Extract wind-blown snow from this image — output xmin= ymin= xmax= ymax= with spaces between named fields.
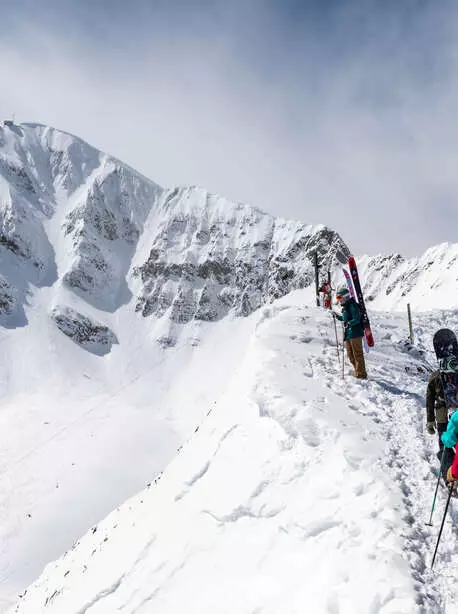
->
xmin=0 ymin=122 xmax=349 ymax=610
xmin=8 ymin=292 xmax=458 ymax=614
xmin=1 ymin=122 xmax=458 ymax=613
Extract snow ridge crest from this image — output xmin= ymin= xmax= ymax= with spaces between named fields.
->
xmin=0 ymin=122 xmax=349 ymax=339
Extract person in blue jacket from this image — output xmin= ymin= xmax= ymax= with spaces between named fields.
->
xmin=334 ymin=285 xmax=367 ymax=379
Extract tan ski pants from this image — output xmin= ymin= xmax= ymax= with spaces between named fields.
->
xmin=346 ymin=337 xmax=367 ymax=379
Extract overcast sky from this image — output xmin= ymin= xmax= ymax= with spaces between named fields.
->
xmin=1 ymin=0 xmax=457 ymax=256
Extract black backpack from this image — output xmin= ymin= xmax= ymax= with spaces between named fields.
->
xmin=439 ymin=356 xmax=458 ymax=413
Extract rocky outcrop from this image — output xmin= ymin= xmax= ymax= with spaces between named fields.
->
xmin=0 ymin=275 xmax=15 ymax=314
xmin=133 ymin=187 xmax=350 ymax=323
xmin=0 ymin=124 xmax=162 ymax=318
xmin=51 ymin=306 xmax=118 ymax=355
xmin=0 ymin=180 xmax=56 ymax=279
xmin=0 ymin=125 xmax=352 ymax=331
xmin=60 ymin=163 xmax=161 ymax=311
xmin=357 ymin=243 xmax=458 ymax=311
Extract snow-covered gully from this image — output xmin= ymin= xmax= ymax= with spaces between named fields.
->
xmin=9 ymin=296 xmax=458 ymax=613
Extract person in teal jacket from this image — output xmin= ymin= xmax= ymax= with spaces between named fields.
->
xmin=441 ymin=410 xmax=458 ymax=449
xmin=442 ymin=411 xmax=458 ymax=486
xmin=334 ymin=285 xmax=367 ymax=379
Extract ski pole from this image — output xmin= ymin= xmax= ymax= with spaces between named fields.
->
xmin=431 ymin=481 xmax=454 ymax=569
xmin=332 ymin=314 xmax=341 ymax=366
xmin=426 ymin=447 xmax=446 ymax=526
xmin=341 ymin=325 xmax=345 ymax=379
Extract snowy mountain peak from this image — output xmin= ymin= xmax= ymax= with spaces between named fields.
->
xmin=0 ymin=122 xmax=349 ymax=336
xmin=0 ymin=122 xmax=162 ymax=319
xmin=131 ymin=185 xmax=349 ymax=345
xmin=1 ymin=123 xmax=458 ymax=613
xmin=357 ymin=242 xmax=458 ymax=311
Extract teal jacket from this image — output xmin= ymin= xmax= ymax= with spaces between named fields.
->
xmin=335 ymin=298 xmax=364 ymax=341
xmin=441 ymin=411 xmax=458 ymax=448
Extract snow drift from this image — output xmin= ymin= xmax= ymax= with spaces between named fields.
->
xmin=0 ymin=122 xmax=348 ymax=610
xmin=1 ymin=122 xmax=458 ymax=613
xmin=9 ymin=297 xmax=458 ymax=613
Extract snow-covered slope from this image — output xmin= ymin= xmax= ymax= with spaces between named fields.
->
xmin=358 ymin=243 xmax=458 ymax=312
xmin=0 ymin=122 xmax=162 ymax=322
xmin=0 ymin=122 xmax=351 ymax=609
xmin=0 ymin=122 xmax=349 ymax=335
xmin=131 ymin=186 xmax=349 ymax=346
xmin=8 ymin=293 xmax=458 ymax=614
xmin=2 ymin=122 xmax=458 ymax=613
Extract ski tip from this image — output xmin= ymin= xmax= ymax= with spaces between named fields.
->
xmin=364 ymin=329 xmax=375 ymax=347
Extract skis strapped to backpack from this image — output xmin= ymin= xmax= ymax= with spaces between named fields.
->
xmin=344 ymin=267 xmax=368 ymax=351
xmin=433 ymin=329 xmax=458 ymax=415
xmin=343 ymin=268 xmax=356 ymax=300
xmin=348 ymin=256 xmax=374 ymax=347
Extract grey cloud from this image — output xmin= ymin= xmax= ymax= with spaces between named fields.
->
xmin=1 ymin=1 xmax=458 ymax=256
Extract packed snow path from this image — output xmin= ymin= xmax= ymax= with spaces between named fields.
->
xmin=8 ymin=296 xmax=458 ymax=613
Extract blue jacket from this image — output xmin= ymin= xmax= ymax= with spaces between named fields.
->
xmin=335 ymin=298 xmax=364 ymax=341
xmin=441 ymin=410 xmax=458 ymax=448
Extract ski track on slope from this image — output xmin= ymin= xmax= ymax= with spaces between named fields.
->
xmin=7 ymin=303 xmax=458 ymax=614
xmin=314 ymin=314 xmax=457 ymax=614
xmin=238 ymin=305 xmax=447 ymax=613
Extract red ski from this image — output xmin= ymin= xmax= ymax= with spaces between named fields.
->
xmin=348 ymin=256 xmax=374 ymax=348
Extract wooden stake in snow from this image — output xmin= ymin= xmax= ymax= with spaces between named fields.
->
xmin=314 ymin=251 xmax=320 ymax=307
xmin=407 ymin=303 xmax=414 ymax=344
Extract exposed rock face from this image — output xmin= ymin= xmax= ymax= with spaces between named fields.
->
xmin=61 ymin=164 xmax=161 ymax=311
xmin=357 ymin=244 xmax=458 ymax=311
xmin=3 ymin=123 xmax=458 ymax=327
xmin=0 ymin=172 xmax=56 ymax=282
xmin=0 ymin=123 xmax=352 ymax=335
xmin=0 ymin=275 xmax=15 ymax=314
xmin=133 ymin=187 xmax=350 ymax=323
xmin=0 ymin=123 xmax=162 ymax=316
xmin=51 ymin=306 xmax=118 ymax=355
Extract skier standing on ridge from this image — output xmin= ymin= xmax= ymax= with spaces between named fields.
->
xmin=318 ymin=279 xmax=332 ymax=309
xmin=333 ymin=285 xmax=367 ymax=379
xmin=431 ymin=328 xmax=458 ymax=482
xmin=426 ymin=370 xmax=452 ymax=469
xmin=441 ymin=410 xmax=458 ymax=487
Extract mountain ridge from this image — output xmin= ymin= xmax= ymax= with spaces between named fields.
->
xmin=0 ymin=122 xmax=349 ymax=342
xmin=1 ymin=122 xmax=458 ymax=612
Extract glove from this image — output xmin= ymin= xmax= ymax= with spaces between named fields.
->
xmin=426 ymin=421 xmax=436 ymax=435
xmin=447 ymin=466 xmax=457 ymax=482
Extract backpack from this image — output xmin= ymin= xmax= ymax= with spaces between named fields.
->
xmin=439 ymin=356 xmax=458 ymax=417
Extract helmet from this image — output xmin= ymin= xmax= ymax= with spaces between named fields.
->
xmin=336 ymin=285 xmax=349 ymax=299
